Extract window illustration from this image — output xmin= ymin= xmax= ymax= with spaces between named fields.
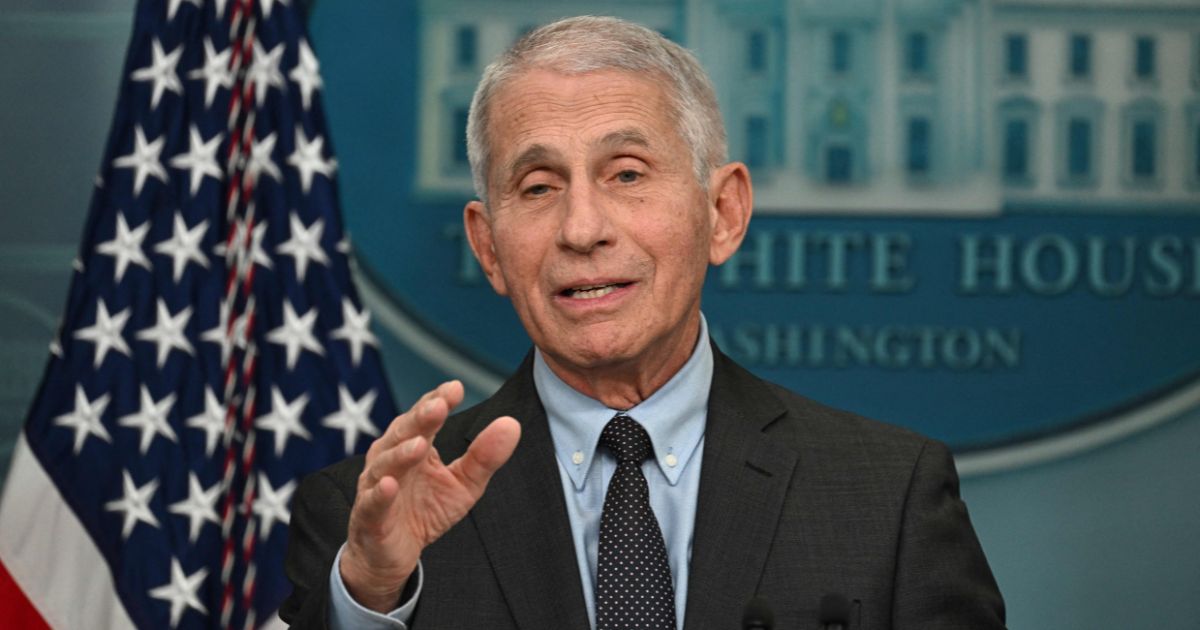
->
xmin=454 ymin=26 xmax=477 ymax=70
xmin=452 ymin=107 xmax=469 ymax=167
xmin=1069 ymin=34 xmax=1091 ymax=80
xmin=1000 ymin=97 xmax=1039 ymax=186
xmin=1122 ymin=100 xmax=1163 ymax=185
xmin=1194 ymin=114 xmax=1200 ymax=184
xmin=1005 ymin=33 xmax=1028 ymax=80
xmin=908 ymin=117 xmax=931 ymax=176
xmin=1004 ymin=119 xmax=1030 ymax=181
xmin=827 ymin=145 xmax=853 ymax=183
xmin=1068 ymin=118 xmax=1092 ymax=178
xmin=832 ymin=30 xmax=851 ymax=74
xmin=748 ymin=29 xmax=767 ymax=72
xmin=1057 ymin=97 xmax=1103 ymax=187
xmin=1134 ymin=35 xmax=1156 ymax=80
xmin=745 ymin=116 xmax=768 ymax=168
xmin=1132 ymin=120 xmax=1156 ymax=178
xmin=906 ymin=31 xmax=930 ymax=78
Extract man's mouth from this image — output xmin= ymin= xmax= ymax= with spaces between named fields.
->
xmin=561 ymin=282 xmax=631 ymax=300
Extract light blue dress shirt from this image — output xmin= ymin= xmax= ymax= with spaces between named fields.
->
xmin=536 ymin=317 xmax=711 ymax=629
xmin=328 ymin=318 xmax=712 ymax=630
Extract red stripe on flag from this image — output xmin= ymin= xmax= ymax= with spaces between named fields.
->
xmin=0 ymin=561 xmax=51 ymax=630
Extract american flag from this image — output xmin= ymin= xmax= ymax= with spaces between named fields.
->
xmin=0 ymin=1 xmax=397 ymax=628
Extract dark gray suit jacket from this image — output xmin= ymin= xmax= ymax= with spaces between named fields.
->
xmin=280 ymin=347 xmax=1005 ymax=629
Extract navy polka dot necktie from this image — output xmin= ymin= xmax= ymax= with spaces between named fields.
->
xmin=596 ymin=413 xmax=676 ymax=630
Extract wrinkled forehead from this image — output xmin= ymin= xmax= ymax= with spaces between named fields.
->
xmin=482 ymin=68 xmax=684 ymax=180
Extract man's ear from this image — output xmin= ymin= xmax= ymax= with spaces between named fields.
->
xmin=707 ymin=162 xmax=753 ymax=265
xmin=463 ymin=200 xmax=509 ymax=296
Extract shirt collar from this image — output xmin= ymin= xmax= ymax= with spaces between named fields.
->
xmin=535 ymin=315 xmax=713 ymax=490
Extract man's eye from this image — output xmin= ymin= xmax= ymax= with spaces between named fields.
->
xmin=524 ymin=183 xmax=551 ymax=196
xmin=616 ymin=170 xmax=641 ymax=183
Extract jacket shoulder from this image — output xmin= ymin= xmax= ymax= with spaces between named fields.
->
xmin=714 ymin=346 xmax=935 ymax=461
xmin=765 ymin=378 xmax=931 ymax=450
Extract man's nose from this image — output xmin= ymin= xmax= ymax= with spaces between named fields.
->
xmin=556 ymin=183 xmax=613 ymax=253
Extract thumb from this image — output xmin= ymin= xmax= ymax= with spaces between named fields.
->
xmin=450 ymin=416 xmax=521 ymax=494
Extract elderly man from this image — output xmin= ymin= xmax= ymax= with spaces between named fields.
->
xmin=280 ymin=16 xmax=1005 ymax=630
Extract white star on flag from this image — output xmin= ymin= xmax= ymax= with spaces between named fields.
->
xmin=246 ymin=132 xmax=282 ymax=185
xmin=168 ymin=473 xmax=221 ymax=543
xmin=53 ymin=385 xmax=112 ymax=454
xmin=169 ymin=125 xmax=223 ymax=196
xmin=290 ymin=38 xmax=323 ymax=110
xmin=252 ymin=473 xmax=296 ymax=541
xmin=188 ymin=37 xmax=234 ymax=108
xmin=73 ymin=299 xmax=132 ymax=368
xmin=276 ymin=213 xmax=329 ymax=281
xmin=199 ymin=301 xmax=233 ymax=367
xmin=287 ymin=127 xmax=336 ymax=193
xmin=247 ymin=40 xmax=285 ymax=107
xmin=96 ymin=212 xmax=152 ymax=282
xmin=135 ymin=299 xmax=195 ymax=367
xmin=322 ymin=385 xmax=380 ymax=454
xmin=215 ymin=218 xmax=275 ymax=274
xmin=154 ymin=212 xmax=210 ymax=283
xmin=148 ymin=558 xmax=209 ymax=628
xmin=186 ymin=387 xmax=227 ymax=457
xmin=104 ymin=470 xmax=161 ymax=540
xmin=230 ymin=309 xmax=253 ymax=352
xmin=130 ymin=38 xmax=183 ymax=109
xmin=266 ymin=300 xmax=324 ymax=371
xmin=242 ymin=219 xmax=274 ymax=271
xmin=246 ymin=220 xmax=274 ymax=271
xmin=255 ymin=386 xmax=312 ymax=456
xmin=166 ymin=0 xmax=201 ymax=21
xmin=117 ymin=386 xmax=179 ymax=454
xmin=112 ymin=126 xmax=168 ymax=196
xmin=331 ymin=298 xmax=379 ymax=367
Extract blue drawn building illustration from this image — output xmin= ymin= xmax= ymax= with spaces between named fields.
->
xmin=413 ymin=0 xmax=1200 ymax=214
xmin=991 ymin=0 xmax=1200 ymax=212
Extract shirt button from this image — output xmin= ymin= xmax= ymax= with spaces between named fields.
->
xmin=572 ymin=450 xmax=584 ymax=465
xmin=665 ymin=453 xmax=678 ymax=468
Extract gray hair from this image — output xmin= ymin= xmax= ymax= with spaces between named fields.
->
xmin=465 ymin=15 xmax=727 ymax=203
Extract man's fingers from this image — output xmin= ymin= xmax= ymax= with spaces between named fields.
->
xmin=437 ymin=379 xmax=465 ymax=412
xmin=372 ymin=381 xmax=465 ymax=454
xmin=362 ymin=435 xmax=429 ymax=488
xmin=450 ymin=416 xmax=521 ymax=494
xmin=354 ymin=472 xmax=402 ymax=526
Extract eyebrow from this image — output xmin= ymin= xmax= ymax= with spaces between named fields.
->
xmin=501 ymin=129 xmax=654 ymax=184
xmin=504 ymin=144 xmax=557 ymax=184
xmin=598 ymin=129 xmax=651 ymax=153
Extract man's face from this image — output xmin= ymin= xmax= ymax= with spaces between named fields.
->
xmin=464 ymin=69 xmax=747 ymax=384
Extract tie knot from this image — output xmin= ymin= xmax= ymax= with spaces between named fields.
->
xmin=599 ymin=414 xmax=653 ymax=464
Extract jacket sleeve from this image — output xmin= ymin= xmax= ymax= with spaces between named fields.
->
xmin=891 ymin=439 xmax=1007 ymax=629
xmin=278 ymin=467 xmax=355 ymax=629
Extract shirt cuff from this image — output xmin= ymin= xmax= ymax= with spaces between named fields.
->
xmin=328 ymin=543 xmax=423 ymax=629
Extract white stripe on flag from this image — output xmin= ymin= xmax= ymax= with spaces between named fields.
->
xmin=0 ymin=432 xmax=135 ymax=630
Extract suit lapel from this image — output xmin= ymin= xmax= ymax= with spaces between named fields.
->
xmin=464 ymin=356 xmax=592 ymax=630
xmin=683 ymin=346 xmax=798 ymax=630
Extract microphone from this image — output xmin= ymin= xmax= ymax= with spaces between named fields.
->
xmin=741 ymin=596 xmax=774 ymax=630
xmin=819 ymin=592 xmax=851 ymax=630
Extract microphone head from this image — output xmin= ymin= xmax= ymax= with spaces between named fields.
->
xmin=742 ymin=595 xmax=774 ymax=630
xmin=819 ymin=592 xmax=852 ymax=625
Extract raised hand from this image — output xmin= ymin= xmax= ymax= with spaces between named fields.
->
xmin=338 ymin=380 xmax=521 ymax=612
